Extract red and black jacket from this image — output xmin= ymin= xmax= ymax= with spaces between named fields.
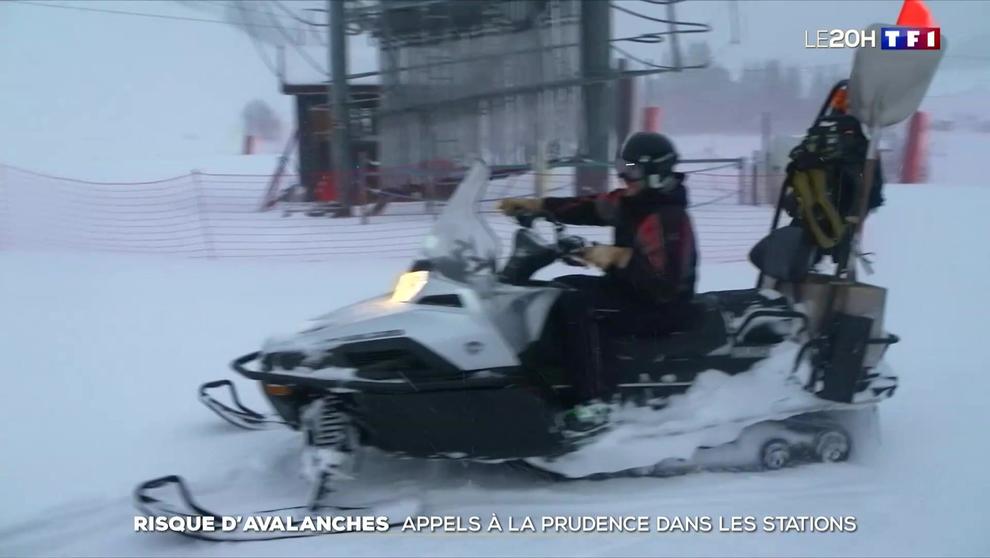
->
xmin=542 ymin=173 xmax=697 ymax=305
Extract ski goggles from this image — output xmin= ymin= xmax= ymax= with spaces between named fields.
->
xmin=614 ymin=160 xmax=645 ymax=182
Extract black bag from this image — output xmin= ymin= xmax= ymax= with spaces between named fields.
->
xmin=749 ymin=225 xmax=816 ymax=283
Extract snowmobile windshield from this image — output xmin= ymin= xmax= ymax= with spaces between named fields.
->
xmin=417 ymin=160 xmax=500 ymax=288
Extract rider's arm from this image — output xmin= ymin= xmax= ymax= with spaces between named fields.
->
xmin=542 ymin=191 xmax=621 ymax=226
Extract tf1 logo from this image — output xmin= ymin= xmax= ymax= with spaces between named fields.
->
xmin=804 ymin=27 xmax=941 ymax=50
xmin=880 ymin=27 xmax=941 ymax=50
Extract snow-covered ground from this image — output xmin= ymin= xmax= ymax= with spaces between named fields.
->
xmin=1 ymin=182 xmax=988 ymax=557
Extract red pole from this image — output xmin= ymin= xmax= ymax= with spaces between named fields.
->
xmin=900 ymin=111 xmax=929 ymax=183
xmin=643 ymin=106 xmax=662 ymax=132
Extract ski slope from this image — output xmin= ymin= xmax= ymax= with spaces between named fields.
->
xmin=1 ymin=183 xmax=988 ymax=557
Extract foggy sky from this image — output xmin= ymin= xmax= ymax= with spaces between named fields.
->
xmin=1 ymin=0 xmax=986 ymax=175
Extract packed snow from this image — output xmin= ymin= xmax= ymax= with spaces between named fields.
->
xmin=1 ymin=182 xmax=988 ymax=556
xmin=526 ymin=341 xmax=869 ymax=479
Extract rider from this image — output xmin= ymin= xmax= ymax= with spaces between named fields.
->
xmin=498 ymin=132 xmax=698 ymax=433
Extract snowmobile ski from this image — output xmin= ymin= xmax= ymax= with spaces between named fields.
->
xmin=133 ymin=475 xmax=420 ymax=542
xmin=198 ymin=380 xmax=287 ymax=430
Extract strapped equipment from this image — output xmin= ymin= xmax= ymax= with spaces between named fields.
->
xmin=782 ymin=84 xmax=881 ymax=258
xmin=791 ymin=168 xmax=845 ymax=249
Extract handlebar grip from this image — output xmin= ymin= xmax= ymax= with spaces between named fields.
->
xmin=562 ymin=255 xmax=587 ymax=267
xmin=515 ymin=213 xmax=537 ymax=229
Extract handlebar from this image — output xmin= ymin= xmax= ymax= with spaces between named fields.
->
xmin=513 ymin=209 xmax=557 ymax=229
xmin=497 ymin=210 xmax=596 ymax=284
xmin=510 ymin=210 xmax=590 ymax=266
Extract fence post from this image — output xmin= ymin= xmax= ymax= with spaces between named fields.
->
xmin=750 ymin=151 xmax=759 ymax=206
xmin=534 ymin=141 xmax=548 ymax=198
xmin=190 ymin=170 xmax=216 ymax=259
xmin=358 ymin=152 xmax=369 ymax=225
xmin=736 ymin=157 xmax=745 ymax=206
xmin=760 ymin=112 xmax=772 ymax=206
xmin=426 ymin=169 xmax=437 ymax=221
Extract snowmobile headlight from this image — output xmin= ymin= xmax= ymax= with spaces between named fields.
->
xmin=390 ymin=271 xmax=429 ymax=303
xmin=264 ymin=383 xmax=293 ymax=397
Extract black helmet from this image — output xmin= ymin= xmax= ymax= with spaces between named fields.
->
xmin=617 ymin=132 xmax=679 ymax=189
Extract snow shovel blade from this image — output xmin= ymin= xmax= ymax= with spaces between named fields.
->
xmin=848 ymin=23 xmax=946 ymax=127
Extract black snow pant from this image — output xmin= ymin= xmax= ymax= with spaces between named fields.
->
xmin=550 ymin=274 xmax=686 ymax=404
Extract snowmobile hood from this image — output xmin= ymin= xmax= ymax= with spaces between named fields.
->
xmin=256 ymin=280 xmax=525 ymax=373
xmin=262 ymin=293 xmax=405 ymax=354
xmin=309 ymin=294 xmax=395 ymax=328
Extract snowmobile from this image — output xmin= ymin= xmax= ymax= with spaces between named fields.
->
xmin=134 ymin=162 xmax=897 ymax=538
xmin=135 ymin=24 xmax=946 ymax=535
xmin=160 ymin=156 xmax=896 ymax=489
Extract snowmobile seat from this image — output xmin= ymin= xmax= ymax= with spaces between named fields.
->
xmin=647 ymin=302 xmax=727 ymax=357
xmin=705 ymin=288 xmax=805 ymax=345
xmin=704 ymin=288 xmax=790 ymax=315
xmin=603 ymin=299 xmax=727 ymax=358
xmin=600 ymin=289 xmax=791 ymax=359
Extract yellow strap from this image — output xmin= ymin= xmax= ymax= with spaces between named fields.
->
xmin=791 ymin=169 xmax=846 ymax=249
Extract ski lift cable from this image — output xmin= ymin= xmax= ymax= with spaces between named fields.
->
xmin=270 ymin=0 xmax=326 ymax=27
xmin=613 ymin=27 xmax=709 ymax=44
xmin=237 ymin=3 xmax=280 ymax=77
xmin=290 ymin=2 xmax=367 ymax=35
xmin=619 ymin=33 xmax=665 ymax=44
xmin=611 ymin=45 xmax=676 ymax=71
xmin=261 ymin=2 xmax=326 ymax=76
xmin=610 ymin=2 xmax=711 ymax=30
xmin=612 ymin=44 xmax=707 ymax=71
xmin=218 ymin=1 xmax=318 ymax=25
xmin=231 ymin=1 xmax=361 ymax=37
xmin=9 ymin=0 xmax=310 ymax=34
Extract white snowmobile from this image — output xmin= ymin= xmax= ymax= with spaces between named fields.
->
xmin=136 ymin=155 xmax=897 ymax=532
xmin=219 ymin=154 xmax=900 ymax=465
xmin=135 ymin=32 xmax=944 ymax=539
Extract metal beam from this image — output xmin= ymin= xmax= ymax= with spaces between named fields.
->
xmin=666 ymin=1 xmax=683 ymax=71
xmin=329 ymin=0 xmax=353 ymax=215
xmin=578 ymin=0 xmax=612 ymax=194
